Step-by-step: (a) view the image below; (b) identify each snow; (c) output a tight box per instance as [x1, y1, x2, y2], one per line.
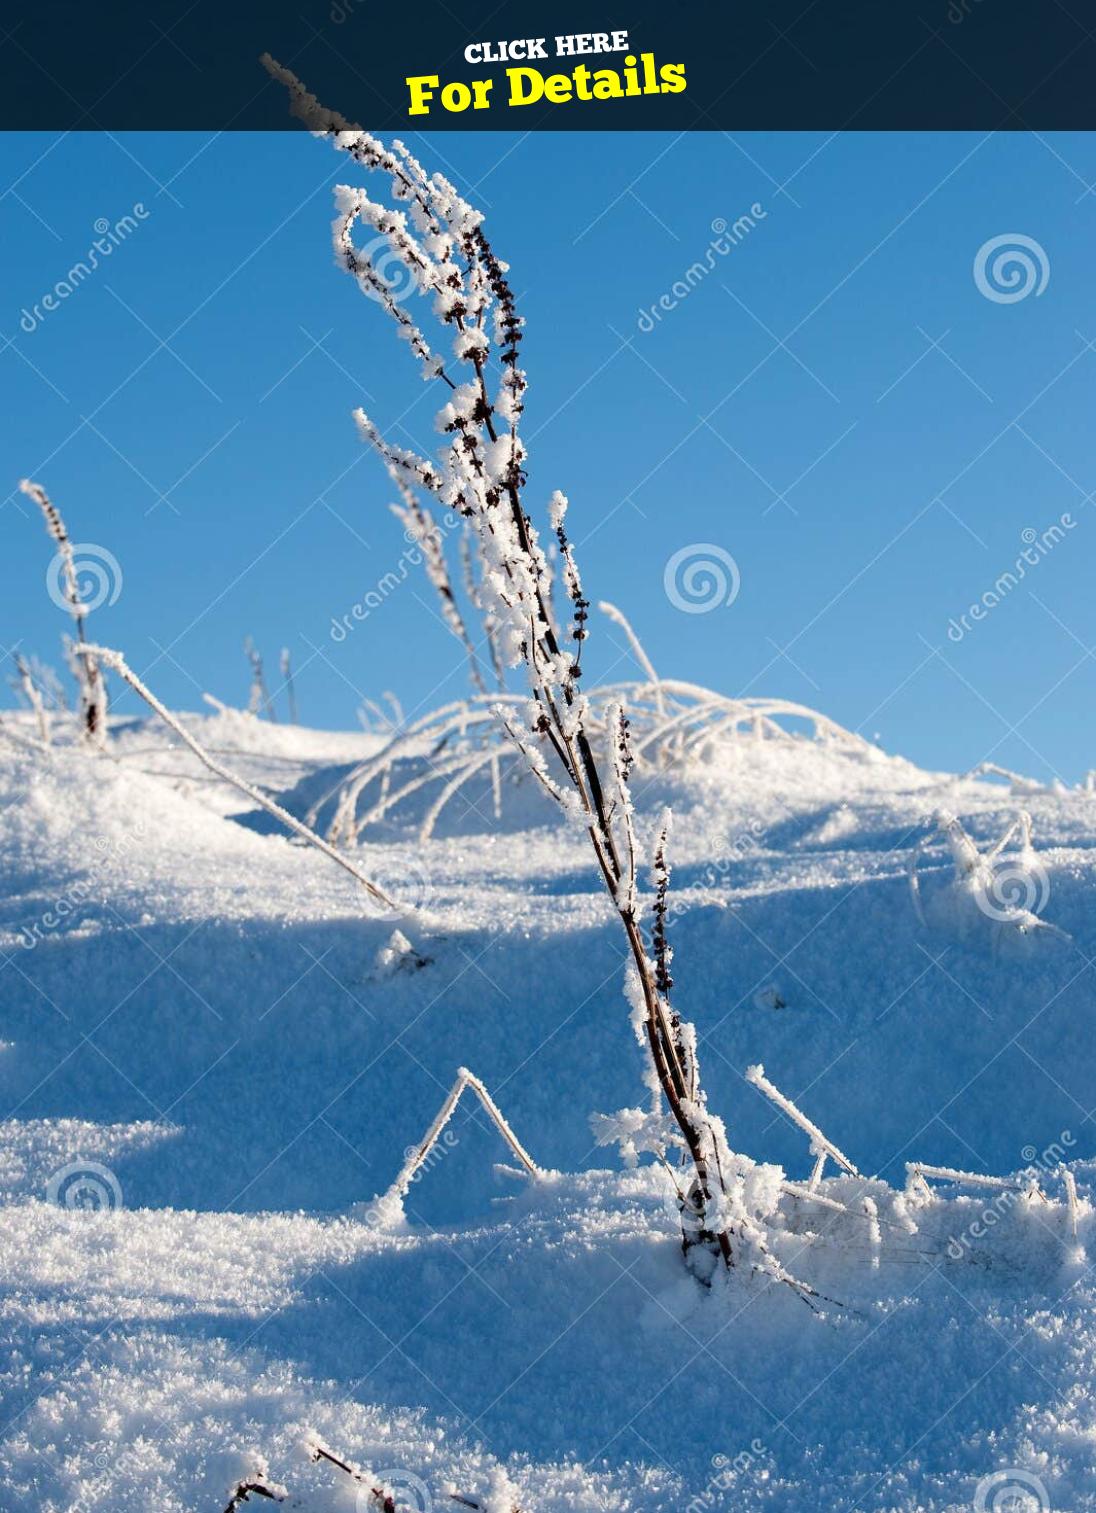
[2, 709, 1096, 1509]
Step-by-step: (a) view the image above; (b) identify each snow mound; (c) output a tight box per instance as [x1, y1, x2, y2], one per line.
[2, 711, 1095, 1508]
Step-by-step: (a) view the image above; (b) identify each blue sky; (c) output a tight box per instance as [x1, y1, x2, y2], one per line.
[3, 128, 1096, 780]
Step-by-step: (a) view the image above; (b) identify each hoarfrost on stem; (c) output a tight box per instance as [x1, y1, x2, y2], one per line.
[264, 55, 816, 1295]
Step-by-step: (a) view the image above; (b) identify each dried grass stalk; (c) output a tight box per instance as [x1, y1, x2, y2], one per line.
[74, 643, 398, 912]
[385, 1065, 541, 1206]
[745, 1064, 860, 1186]
[19, 478, 107, 746]
[13, 653, 50, 746]
[263, 56, 817, 1290]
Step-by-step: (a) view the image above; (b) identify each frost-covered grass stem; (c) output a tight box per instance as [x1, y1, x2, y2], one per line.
[73, 644, 399, 912]
[266, 58, 818, 1287]
[19, 478, 107, 746]
[385, 1065, 540, 1207]
[13, 653, 50, 747]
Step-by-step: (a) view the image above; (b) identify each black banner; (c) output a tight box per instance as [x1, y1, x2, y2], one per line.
[3, 0, 1096, 129]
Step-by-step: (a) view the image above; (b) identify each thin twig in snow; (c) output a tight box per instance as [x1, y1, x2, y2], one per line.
[244, 636, 276, 720]
[280, 647, 299, 723]
[73, 643, 399, 912]
[745, 1064, 861, 1184]
[905, 1161, 1045, 1198]
[306, 1438, 522, 1513]
[222, 1476, 284, 1511]
[19, 477, 108, 745]
[385, 1065, 541, 1204]
[12, 653, 50, 746]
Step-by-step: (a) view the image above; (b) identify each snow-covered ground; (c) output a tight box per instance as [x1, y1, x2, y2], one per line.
[1, 706, 1094, 1511]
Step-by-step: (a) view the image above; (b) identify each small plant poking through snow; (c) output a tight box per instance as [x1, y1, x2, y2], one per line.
[299, 1439, 404, 1512]
[19, 478, 108, 747]
[244, 637, 276, 720]
[222, 1480, 284, 1510]
[300, 1436, 524, 1513]
[280, 647, 298, 723]
[366, 1065, 542, 1230]
[11, 653, 50, 747]
[375, 928, 430, 974]
[221, 1455, 286, 1511]
[262, 54, 818, 1294]
[909, 807, 1069, 954]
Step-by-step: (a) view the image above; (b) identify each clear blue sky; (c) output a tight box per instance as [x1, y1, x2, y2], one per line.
[3, 128, 1096, 781]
